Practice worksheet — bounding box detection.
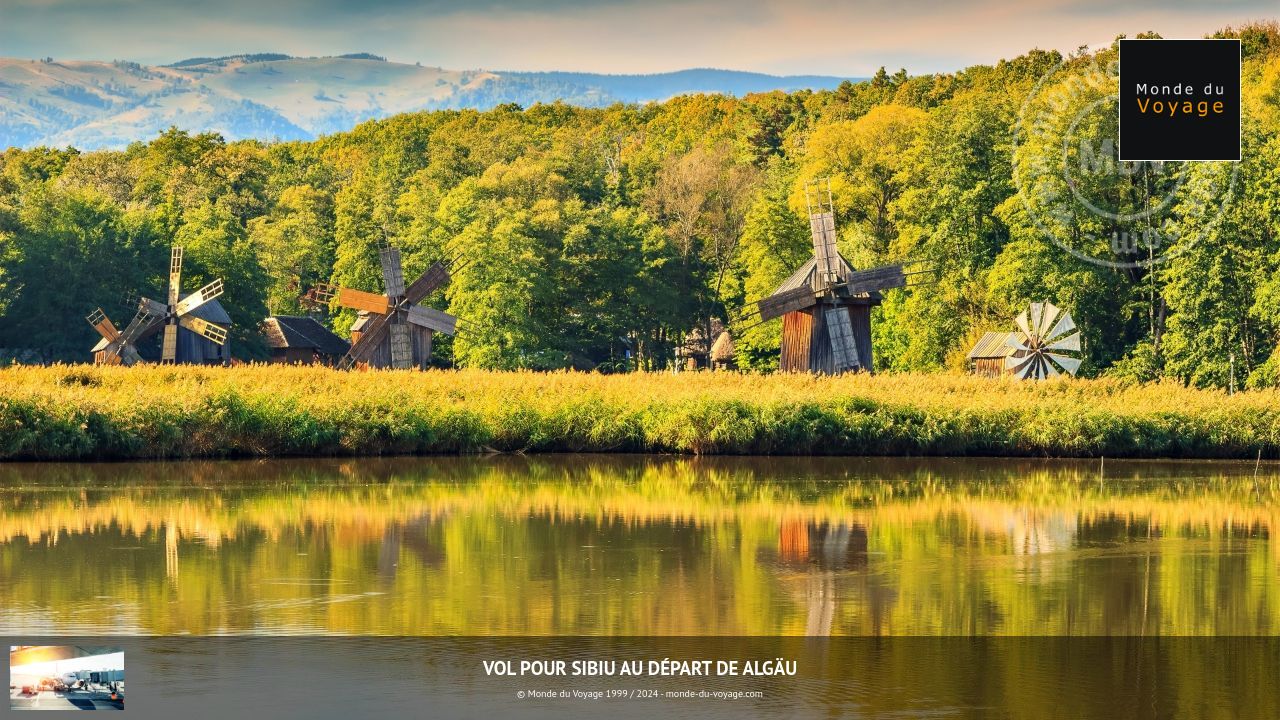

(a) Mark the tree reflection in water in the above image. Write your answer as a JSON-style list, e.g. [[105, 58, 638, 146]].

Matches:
[[0, 455, 1276, 636]]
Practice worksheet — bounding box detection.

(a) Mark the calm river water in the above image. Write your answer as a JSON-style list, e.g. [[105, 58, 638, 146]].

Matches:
[[1, 455, 1277, 636]]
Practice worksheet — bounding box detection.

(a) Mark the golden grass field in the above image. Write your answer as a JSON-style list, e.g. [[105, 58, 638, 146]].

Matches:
[[2, 364, 1278, 459]]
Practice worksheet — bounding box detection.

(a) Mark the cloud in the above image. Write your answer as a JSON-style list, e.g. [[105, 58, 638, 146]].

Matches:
[[0, 0, 1273, 74]]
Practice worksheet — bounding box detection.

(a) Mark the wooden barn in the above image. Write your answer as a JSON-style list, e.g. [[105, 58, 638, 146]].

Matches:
[[91, 299, 232, 365], [261, 315, 350, 365], [966, 331, 1020, 377]]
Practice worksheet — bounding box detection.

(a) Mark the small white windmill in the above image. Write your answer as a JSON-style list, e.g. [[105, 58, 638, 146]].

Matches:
[[1004, 301, 1082, 379]]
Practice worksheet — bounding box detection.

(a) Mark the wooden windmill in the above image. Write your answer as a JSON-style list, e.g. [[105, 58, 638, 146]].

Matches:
[[755, 180, 925, 374], [86, 247, 230, 365], [309, 244, 457, 369]]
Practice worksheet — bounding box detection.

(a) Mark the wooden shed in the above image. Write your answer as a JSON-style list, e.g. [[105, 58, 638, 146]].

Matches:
[[261, 315, 350, 365], [966, 331, 1021, 377], [771, 257, 880, 374]]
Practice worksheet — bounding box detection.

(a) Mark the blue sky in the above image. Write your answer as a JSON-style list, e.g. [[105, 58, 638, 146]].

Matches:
[[0, 0, 1272, 74]]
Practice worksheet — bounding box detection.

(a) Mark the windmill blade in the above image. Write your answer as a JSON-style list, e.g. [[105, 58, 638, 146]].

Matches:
[[810, 211, 841, 285], [1046, 353, 1082, 376], [174, 278, 224, 317], [404, 262, 451, 305], [1041, 357, 1061, 379], [757, 286, 818, 321], [1037, 302, 1060, 338], [1014, 309, 1031, 337], [1044, 311, 1076, 343], [844, 264, 907, 294], [824, 307, 860, 372], [1005, 353, 1036, 373], [138, 296, 168, 317], [161, 324, 178, 363], [119, 304, 163, 344], [1003, 333, 1032, 352], [1029, 302, 1044, 339], [1044, 332, 1081, 353], [334, 287, 391, 315], [168, 247, 183, 307], [343, 312, 392, 367], [405, 305, 457, 335], [380, 246, 406, 299], [86, 308, 143, 366], [388, 321, 413, 369], [86, 308, 121, 343], [178, 315, 229, 345]]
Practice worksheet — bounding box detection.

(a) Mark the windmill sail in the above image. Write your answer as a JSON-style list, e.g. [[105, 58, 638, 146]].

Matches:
[[810, 212, 841, 285], [404, 262, 450, 304], [168, 247, 183, 307], [844, 264, 908, 294], [758, 285, 818, 322], [174, 279, 225, 316], [178, 314, 229, 345], [825, 307, 860, 372], [379, 246, 406, 299], [406, 305, 457, 335], [388, 323, 414, 369]]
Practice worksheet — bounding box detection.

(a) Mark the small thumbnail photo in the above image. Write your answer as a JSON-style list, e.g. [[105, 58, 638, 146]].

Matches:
[[9, 646, 124, 711]]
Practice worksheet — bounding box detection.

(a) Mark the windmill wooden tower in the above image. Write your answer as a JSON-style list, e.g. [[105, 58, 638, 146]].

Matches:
[[86, 247, 230, 365], [309, 244, 457, 369], [755, 181, 923, 374]]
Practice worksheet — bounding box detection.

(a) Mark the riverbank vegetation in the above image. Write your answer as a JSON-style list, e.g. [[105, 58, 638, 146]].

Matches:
[[1, 25, 1279, 385], [3, 365, 1279, 459]]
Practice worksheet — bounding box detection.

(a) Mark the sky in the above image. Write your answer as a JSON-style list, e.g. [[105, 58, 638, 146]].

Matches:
[[10, 651, 125, 679], [0, 0, 1273, 75]]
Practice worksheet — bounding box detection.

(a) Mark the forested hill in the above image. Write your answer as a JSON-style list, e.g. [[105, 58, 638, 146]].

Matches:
[[0, 54, 854, 149], [1, 24, 1278, 390]]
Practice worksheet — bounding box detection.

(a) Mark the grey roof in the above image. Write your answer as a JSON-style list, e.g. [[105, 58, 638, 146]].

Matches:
[[967, 331, 1020, 359], [261, 316, 350, 355], [190, 298, 232, 324], [771, 254, 881, 300]]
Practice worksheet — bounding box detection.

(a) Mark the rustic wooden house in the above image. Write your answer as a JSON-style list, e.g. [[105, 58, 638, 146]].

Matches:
[[261, 315, 350, 365], [966, 331, 1020, 378]]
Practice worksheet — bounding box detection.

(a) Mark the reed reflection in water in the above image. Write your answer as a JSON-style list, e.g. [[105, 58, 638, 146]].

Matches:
[[0, 455, 1277, 636]]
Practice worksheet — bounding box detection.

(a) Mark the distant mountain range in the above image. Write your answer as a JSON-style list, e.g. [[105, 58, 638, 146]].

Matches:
[[0, 53, 857, 149]]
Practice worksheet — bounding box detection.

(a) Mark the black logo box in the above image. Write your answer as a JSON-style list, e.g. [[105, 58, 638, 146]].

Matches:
[[1119, 38, 1241, 162]]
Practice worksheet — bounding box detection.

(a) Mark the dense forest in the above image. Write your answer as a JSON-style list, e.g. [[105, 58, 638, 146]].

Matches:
[[1, 25, 1278, 387]]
